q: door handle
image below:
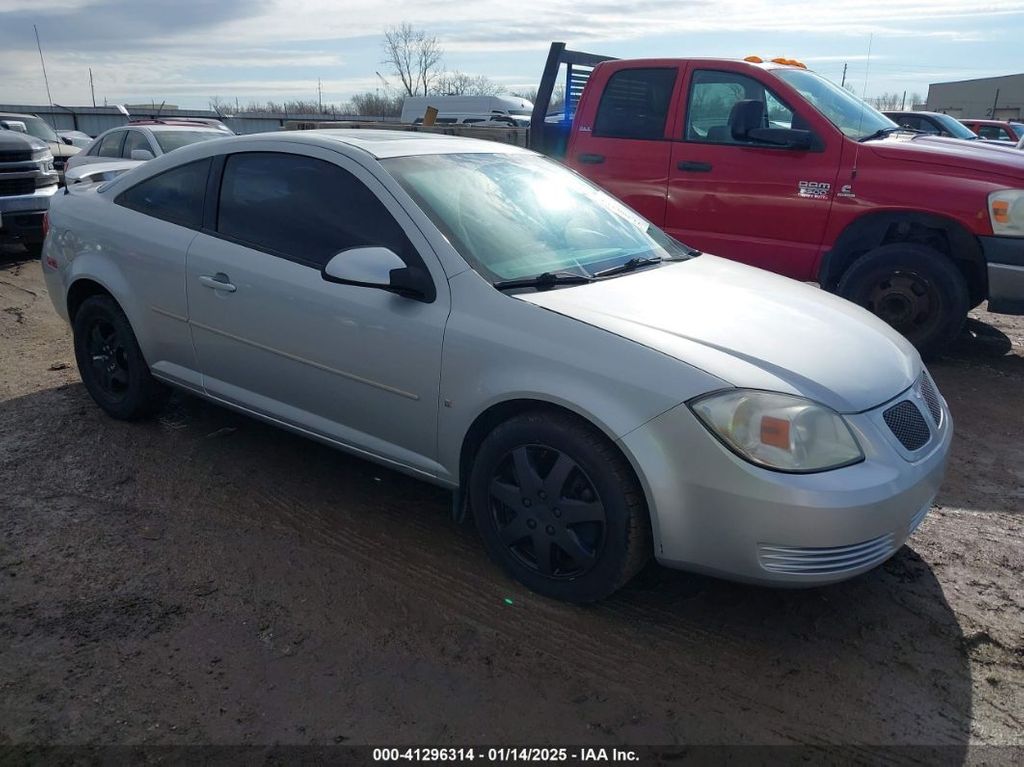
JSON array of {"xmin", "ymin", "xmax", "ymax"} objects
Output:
[
  {"xmin": 578, "ymin": 153, "xmax": 605, "ymax": 164},
  {"xmin": 198, "ymin": 273, "xmax": 237, "ymax": 293},
  {"xmin": 677, "ymin": 160, "xmax": 713, "ymax": 172}
]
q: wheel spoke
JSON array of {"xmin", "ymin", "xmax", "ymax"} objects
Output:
[
  {"xmin": 532, "ymin": 533, "xmax": 554, "ymax": 574},
  {"xmin": 89, "ymin": 324, "xmax": 105, "ymax": 353},
  {"xmin": 559, "ymin": 498, "xmax": 605, "ymax": 526},
  {"xmin": 499, "ymin": 514, "xmax": 532, "ymax": 546},
  {"xmin": 489, "ymin": 478, "xmax": 522, "ymax": 511},
  {"xmin": 511, "ymin": 447, "xmax": 542, "ymax": 496},
  {"xmin": 543, "ymin": 452, "xmax": 575, "ymax": 499},
  {"xmin": 110, "ymin": 368, "xmax": 129, "ymax": 388},
  {"xmin": 554, "ymin": 529, "xmax": 597, "ymax": 570}
]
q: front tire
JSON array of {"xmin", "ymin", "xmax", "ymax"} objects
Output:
[
  {"xmin": 836, "ymin": 243, "xmax": 968, "ymax": 358},
  {"xmin": 469, "ymin": 411, "xmax": 651, "ymax": 603},
  {"xmin": 72, "ymin": 295, "xmax": 169, "ymax": 420}
]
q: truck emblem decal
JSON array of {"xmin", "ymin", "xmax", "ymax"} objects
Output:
[
  {"xmin": 837, "ymin": 184, "xmax": 856, "ymax": 199},
  {"xmin": 798, "ymin": 181, "xmax": 831, "ymax": 200}
]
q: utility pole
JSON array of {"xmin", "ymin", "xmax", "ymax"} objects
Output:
[
  {"xmin": 991, "ymin": 88, "xmax": 1001, "ymax": 118},
  {"xmin": 318, "ymin": 78, "xmax": 323, "ymax": 114},
  {"xmin": 89, "ymin": 68, "xmax": 96, "ymax": 107},
  {"xmin": 841, "ymin": 62, "xmax": 848, "ymax": 88},
  {"xmin": 901, "ymin": 90, "xmax": 906, "ymax": 110}
]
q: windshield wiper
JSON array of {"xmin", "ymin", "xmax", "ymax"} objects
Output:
[
  {"xmin": 860, "ymin": 126, "xmax": 921, "ymax": 142},
  {"xmin": 493, "ymin": 271, "xmax": 594, "ymax": 292},
  {"xmin": 592, "ymin": 256, "xmax": 664, "ymax": 279}
]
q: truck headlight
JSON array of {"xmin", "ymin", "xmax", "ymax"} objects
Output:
[
  {"xmin": 988, "ymin": 190, "xmax": 1024, "ymax": 237},
  {"xmin": 689, "ymin": 390, "xmax": 864, "ymax": 473}
]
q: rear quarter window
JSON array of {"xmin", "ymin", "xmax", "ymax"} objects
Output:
[
  {"xmin": 593, "ymin": 68, "xmax": 677, "ymax": 140},
  {"xmin": 114, "ymin": 158, "xmax": 211, "ymax": 229}
]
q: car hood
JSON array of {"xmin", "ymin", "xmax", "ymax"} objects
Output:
[
  {"xmin": 50, "ymin": 141, "xmax": 80, "ymax": 159},
  {"xmin": 867, "ymin": 134, "xmax": 1024, "ymax": 182},
  {"xmin": 517, "ymin": 255, "xmax": 920, "ymax": 413}
]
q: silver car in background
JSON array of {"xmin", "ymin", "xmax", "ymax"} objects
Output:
[
  {"xmin": 41, "ymin": 131, "xmax": 951, "ymax": 602},
  {"xmin": 66, "ymin": 121, "xmax": 230, "ymax": 172}
]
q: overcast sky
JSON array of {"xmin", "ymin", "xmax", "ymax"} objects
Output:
[{"xmin": 1, "ymin": 0, "xmax": 1022, "ymax": 109}]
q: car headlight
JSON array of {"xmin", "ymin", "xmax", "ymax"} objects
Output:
[
  {"xmin": 689, "ymin": 390, "xmax": 864, "ymax": 473},
  {"xmin": 988, "ymin": 189, "xmax": 1024, "ymax": 237}
]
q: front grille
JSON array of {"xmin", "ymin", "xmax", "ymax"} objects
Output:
[
  {"xmin": 883, "ymin": 400, "xmax": 931, "ymax": 451},
  {"xmin": 919, "ymin": 373, "xmax": 942, "ymax": 426},
  {"xmin": 0, "ymin": 177, "xmax": 35, "ymax": 196},
  {"xmin": 758, "ymin": 533, "xmax": 895, "ymax": 575},
  {"xmin": 0, "ymin": 149, "xmax": 33, "ymax": 163}
]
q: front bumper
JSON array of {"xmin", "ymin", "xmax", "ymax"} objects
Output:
[
  {"xmin": 619, "ymin": 374, "xmax": 952, "ymax": 586},
  {"xmin": 0, "ymin": 185, "xmax": 57, "ymax": 245},
  {"xmin": 981, "ymin": 235, "xmax": 1024, "ymax": 315}
]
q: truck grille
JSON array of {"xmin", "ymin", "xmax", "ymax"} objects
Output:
[
  {"xmin": 758, "ymin": 533, "xmax": 895, "ymax": 575},
  {"xmin": 0, "ymin": 178, "xmax": 35, "ymax": 197},
  {"xmin": 0, "ymin": 149, "xmax": 33, "ymax": 163},
  {"xmin": 883, "ymin": 400, "xmax": 931, "ymax": 451},
  {"xmin": 919, "ymin": 372, "xmax": 942, "ymax": 426}
]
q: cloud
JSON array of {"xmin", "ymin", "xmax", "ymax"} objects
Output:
[{"xmin": 1, "ymin": 0, "xmax": 1021, "ymax": 106}]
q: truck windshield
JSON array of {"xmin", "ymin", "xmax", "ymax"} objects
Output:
[
  {"xmin": 773, "ymin": 68, "xmax": 897, "ymax": 141},
  {"xmin": 20, "ymin": 115, "xmax": 59, "ymax": 143},
  {"xmin": 382, "ymin": 152, "xmax": 693, "ymax": 283}
]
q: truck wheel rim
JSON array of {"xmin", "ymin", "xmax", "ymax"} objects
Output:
[
  {"xmin": 866, "ymin": 270, "xmax": 943, "ymax": 342},
  {"xmin": 488, "ymin": 445, "xmax": 606, "ymax": 579}
]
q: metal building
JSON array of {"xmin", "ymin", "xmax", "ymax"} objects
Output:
[{"xmin": 925, "ymin": 73, "xmax": 1024, "ymax": 120}]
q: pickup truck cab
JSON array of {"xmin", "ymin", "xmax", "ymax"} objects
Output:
[{"xmin": 536, "ymin": 47, "xmax": 1024, "ymax": 355}]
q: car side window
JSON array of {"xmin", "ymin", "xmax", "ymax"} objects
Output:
[
  {"xmin": 122, "ymin": 131, "xmax": 151, "ymax": 158},
  {"xmin": 97, "ymin": 131, "xmax": 125, "ymax": 158},
  {"xmin": 593, "ymin": 68, "xmax": 677, "ymax": 140},
  {"xmin": 686, "ymin": 70, "xmax": 796, "ymax": 144},
  {"xmin": 216, "ymin": 152, "xmax": 417, "ymax": 270},
  {"xmin": 115, "ymin": 158, "xmax": 211, "ymax": 229},
  {"xmin": 978, "ymin": 125, "xmax": 1010, "ymax": 141}
]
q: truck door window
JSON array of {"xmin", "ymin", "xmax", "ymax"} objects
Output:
[
  {"xmin": 686, "ymin": 70, "xmax": 794, "ymax": 144},
  {"xmin": 593, "ymin": 68, "xmax": 677, "ymax": 140}
]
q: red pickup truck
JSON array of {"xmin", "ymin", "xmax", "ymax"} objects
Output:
[{"xmin": 530, "ymin": 45, "xmax": 1024, "ymax": 356}]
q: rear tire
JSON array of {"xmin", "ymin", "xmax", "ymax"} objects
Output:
[
  {"xmin": 836, "ymin": 243, "xmax": 968, "ymax": 358},
  {"xmin": 469, "ymin": 410, "xmax": 651, "ymax": 603},
  {"xmin": 72, "ymin": 295, "xmax": 169, "ymax": 420}
]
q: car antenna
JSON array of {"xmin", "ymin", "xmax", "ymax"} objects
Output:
[{"xmin": 851, "ymin": 33, "xmax": 874, "ymax": 181}]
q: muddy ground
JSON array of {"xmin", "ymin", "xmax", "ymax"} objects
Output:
[{"xmin": 0, "ymin": 246, "xmax": 1021, "ymax": 752}]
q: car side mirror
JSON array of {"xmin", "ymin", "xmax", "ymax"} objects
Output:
[
  {"xmin": 747, "ymin": 127, "xmax": 814, "ymax": 150},
  {"xmin": 322, "ymin": 247, "xmax": 435, "ymax": 302},
  {"xmin": 130, "ymin": 149, "xmax": 155, "ymax": 161}
]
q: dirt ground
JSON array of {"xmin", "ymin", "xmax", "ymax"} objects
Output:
[{"xmin": 0, "ymin": 246, "xmax": 1021, "ymax": 751}]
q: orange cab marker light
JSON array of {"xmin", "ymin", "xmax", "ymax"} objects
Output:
[
  {"xmin": 744, "ymin": 56, "xmax": 764, "ymax": 63},
  {"xmin": 760, "ymin": 416, "xmax": 791, "ymax": 450},
  {"xmin": 992, "ymin": 200, "xmax": 1010, "ymax": 224}
]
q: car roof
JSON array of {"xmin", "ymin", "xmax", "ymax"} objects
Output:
[
  {"xmin": 961, "ymin": 119, "xmax": 1010, "ymax": 126},
  {"xmin": 243, "ymin": 129, "xmax": 529, "ymax": 159}
]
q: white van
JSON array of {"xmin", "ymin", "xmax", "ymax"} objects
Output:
[{"xmin": 400, "ymin": 95, "xmax": 534, "ymax": 126}]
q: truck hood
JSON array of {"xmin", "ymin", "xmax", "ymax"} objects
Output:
[
  {"xmin": 517, "ymin": 255, "xmax": 920, "ymax": 413},
  {"xmin": 867, "ymin": 134, "xmax": 1024, "ymax": 182}
]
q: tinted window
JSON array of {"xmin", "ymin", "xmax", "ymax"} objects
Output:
[
  {"xmin": 217, "ymin": 152, "xmax": 415, "ymax": 268},
  {"xmin": 153, "ymin": 129, "xmax": 224, "ymax": 153},
  {"xmin": 686, "ymin": 70, "xmax": 795, "ymax": 144},
  {"xmin": 97, "ymin": 131, "xmax": 125, "ymax": 158},
  {"xmin": 978, "ymin": 125, "xmax": 1012, "ymax": 141},
  {"xmin": 115, "ymin": 158, "xmax": 211, "ymax": 229},
  {"xmin": 594, "ymin": 68, "xmax": 677, "ymax": 140},
  {"xmin": 122, "ymin": 131, "xmax": 152, "ymax": 158}
]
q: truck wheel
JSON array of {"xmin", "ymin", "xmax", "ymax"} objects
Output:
[
  {"xmin": 836, "ymin": 243, "xmax": 968, "ymax": 358},
  {"xmin": 72, "ymin": 295, "xmax": 169, "ymax": 420},
  {"xmin": 469, "ymin": 410, "xmax": 651, "ymax": 603}
]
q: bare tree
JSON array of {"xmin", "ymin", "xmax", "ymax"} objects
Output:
[
  {"xmin": 383, "ymin": 23, "xmax": 443, "ymax": 96},
  {"xmin": 513, "ymin": 84, "xmax": 564, "ymax": 112},
  {"xmin": 208, "ymin": 95, "xmax": 228, "ymax": 113},
  {"xmin": 433, "ymin": 71, "xmax": 504, "ymax": 96},
  {"xmin": 349, "ymin": 91, "xmax": 403, "ymax": 118}
]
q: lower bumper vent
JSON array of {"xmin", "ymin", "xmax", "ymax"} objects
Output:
[{"xmin": 758, "ymin": 533, "xmax": 895, "ymax": 576}]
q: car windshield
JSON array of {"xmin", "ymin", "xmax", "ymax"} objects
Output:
[
  {"xmin": 933, "ymin": 113, "xmax": 978, "ymax": 139},
  {"xmin": 773, "ymin": 68, "xmax": 897, "ymax": 140},
  {"xmin": 20, "ymin": 115, "xmax": 59, "ymax": 143},
  {"xmin": 1012, "ymin": 123, "xmax": 1024, "ymax": 136},
  {"xmin": 381, "ymin": 152, "xmax": 693, "ymax": 283},
  {"xmin": 153, "ymin": 130, "xmax": 224, "ymax": 153}
]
